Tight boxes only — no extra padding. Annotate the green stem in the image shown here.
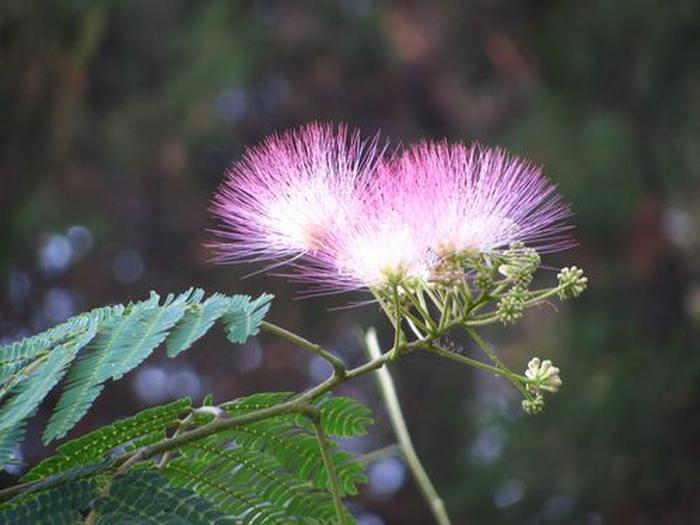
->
[463,315,500,326]
[420,282,444,315]
[356,444,402,466]
[365,329,451,525]
[464,284,567,326]
[523,286,564,307]
[464,327,532,400]
[425,343,527,382]
[260,321,346,377]
[311,418,347,525]
[402,292,436,332]
[157,413,194,468]
[390,286,402,359]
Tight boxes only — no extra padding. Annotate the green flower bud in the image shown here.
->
[497,293,524,325]
[472,254,498,291]
[522,394,545,414]
[499,242,541,286]
[557,266,588,300]
[475,266,495,290]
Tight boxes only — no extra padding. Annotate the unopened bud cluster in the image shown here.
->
[520,357,563,415]
[525,357,562,394]
[368,243,581,417]
[499,242,541,287]
[379,244,589,335]
[557,266,588,300]
[497,286,529,325]
[522,395,545,415]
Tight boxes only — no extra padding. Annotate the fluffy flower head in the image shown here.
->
[305,200,434,294]
[210,123,382,264]
[392,141,572,261]
[210,123,573,296]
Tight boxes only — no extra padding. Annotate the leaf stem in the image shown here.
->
[310,417,347,525]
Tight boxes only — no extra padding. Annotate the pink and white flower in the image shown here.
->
[392,141,572,260]
[210,122,383,265]
[211,123,572,295]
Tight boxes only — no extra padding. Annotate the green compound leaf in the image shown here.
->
[157,391,370,523]
[23,398,192,482]
[165,291,230,357]
[0,305,122,370]
[42,291,190,444]
[0,478,98,525]
[0,288,273,469]
[94,469,231,524]
[165,442,354,524]
[219,396,367,497]
[222,293,273,344]
[0,319,99,465]
[314,395,375,437]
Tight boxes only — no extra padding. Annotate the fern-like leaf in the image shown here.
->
[214,418,366,496]
[94,469,230,524]
[0,478,97,525]
[311,395,374,437]
[164,458,290,524]
[0,425,25,469]
[23,398,192,482]
[0,320,99,468]
[223,294,273,344]
[0,321,98,433]
[0,288,280,475]
[165,291,231,357]
[43,291,191,443]
[0,305,123,378]
[220,392,371,494]
[0,306,115,365]
[161,391,370,522]
[106,291,192,380]
[167,440,353,524]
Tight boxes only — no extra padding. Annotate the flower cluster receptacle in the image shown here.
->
[211,122,587,415]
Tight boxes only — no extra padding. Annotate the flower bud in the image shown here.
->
[500,242,541,286]
[557,266,588,300]
[525,357,563,394]
[497,294,524,325]
[522,394,545,414]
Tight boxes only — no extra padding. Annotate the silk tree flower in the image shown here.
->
[297,186,436,295]
[210,122,383,266]
[392,141,573,263]
[210,124,573,297]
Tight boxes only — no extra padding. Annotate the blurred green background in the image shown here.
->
[1,1,699,523]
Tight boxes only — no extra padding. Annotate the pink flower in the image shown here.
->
[392,141,572,259]
[210,124,572,295]
[296,182,435,293]
[210,123,383,266]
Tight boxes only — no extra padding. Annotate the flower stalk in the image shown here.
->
[365,328,451,525]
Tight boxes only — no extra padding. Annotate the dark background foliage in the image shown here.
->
[1,1,699,523]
